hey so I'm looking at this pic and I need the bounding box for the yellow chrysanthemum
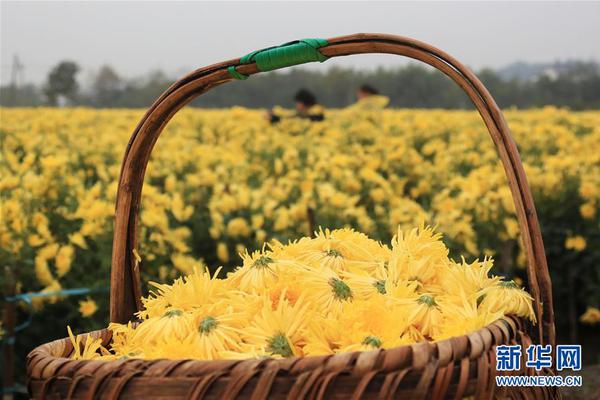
[435,293,504,341]
[107,322,144,359]
[580,307,600,324]
[478,280,537,322]
[303,316,341,356]
[138,267,227,319]
[68,326,112,360]
[227,249,279,292]
[437,257,499,301]
[401,294,444,338]
[388,226,449,286]
[565,235,586,252]
[227,246,308,292]
[277,228,389,273]
[78,297,98,317]
[299,267,355,315]
[132,309,194,344]
[336,297,413,353]
[244,293,311,358]
[55,245,75,277]
[190,310,246,358]
[266,274,304,308]
[141,308,247,360]
[383,278,420,301]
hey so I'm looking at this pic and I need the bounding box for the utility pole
[9,55,25,105]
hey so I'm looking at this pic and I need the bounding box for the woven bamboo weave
[27,33,559,399]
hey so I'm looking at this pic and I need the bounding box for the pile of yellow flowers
[71,226,535,361]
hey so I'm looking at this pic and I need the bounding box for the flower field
[1,106,599,345]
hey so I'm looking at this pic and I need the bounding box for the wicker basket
[27,33,559,399]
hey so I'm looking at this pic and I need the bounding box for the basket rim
[27,315,524,382]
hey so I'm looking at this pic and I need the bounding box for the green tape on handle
[229,38,329,80]
[227,66,248,80]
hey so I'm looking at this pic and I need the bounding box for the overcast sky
[2,1,599,86]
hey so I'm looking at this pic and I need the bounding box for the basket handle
[110,33,555,348]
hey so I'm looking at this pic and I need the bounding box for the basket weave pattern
[26,34,559,399]
[27,317,558,399]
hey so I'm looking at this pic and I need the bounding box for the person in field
[269,89,325,124]
[350,84,390,111]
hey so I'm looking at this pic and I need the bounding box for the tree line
[2,60,600,109]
